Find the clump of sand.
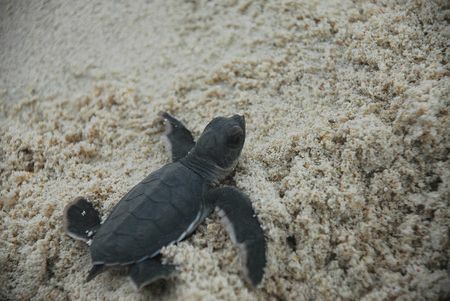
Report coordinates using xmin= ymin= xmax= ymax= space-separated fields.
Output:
xmin=1 ymin=0 xmax=449 ymax=300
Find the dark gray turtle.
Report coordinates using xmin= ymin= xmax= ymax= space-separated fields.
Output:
xmin=63 ymin=113 xmax=266 ymax=290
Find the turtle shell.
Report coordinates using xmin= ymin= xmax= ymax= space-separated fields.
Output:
xmin=90 ymin=162 xmax=208 ymax=265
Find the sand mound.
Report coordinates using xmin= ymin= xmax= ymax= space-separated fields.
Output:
xmin=1 ymin=0 xmax=449 ymax=300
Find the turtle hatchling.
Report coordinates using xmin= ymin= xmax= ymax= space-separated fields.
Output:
xmin=63 ymin=113 xmax=267 ymax=290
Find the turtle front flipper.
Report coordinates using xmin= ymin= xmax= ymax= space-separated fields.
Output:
xmin=159 ymin=112 xmax=195 ymax=162
xmin=207 ymin=187 xmax=267 ymax=287
xmin=128 ymin=258 xmax=176 ymax=290
xmin=63 ymin=197 xmax=101 ymax=242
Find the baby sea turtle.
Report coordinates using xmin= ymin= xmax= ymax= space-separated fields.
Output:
xmin=63 ymin=113 xmax=266 ymax=290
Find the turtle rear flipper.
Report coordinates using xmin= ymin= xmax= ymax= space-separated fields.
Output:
xmin=129 ymin=258 xmax=176 ymax=290
xmin=86 ymin=264 xmax=107 ymax=282
xmin=208 ymin=187 xmax=267 ymax=287
xmin=159 ymin=112 xmax=195 ymax=161
xmin=63 ymin=197 xmax=101 ymax=242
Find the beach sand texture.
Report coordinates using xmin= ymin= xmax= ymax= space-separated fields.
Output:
xmin=1 ymin=1 xmax=449 ymax=300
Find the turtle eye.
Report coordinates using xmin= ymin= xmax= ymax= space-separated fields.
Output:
xmin=226 ymin=126 xmax=243 ymax=148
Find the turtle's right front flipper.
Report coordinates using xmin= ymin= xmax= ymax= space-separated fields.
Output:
xmin=159 ymin=112 xmax=195 ymax=161
xmin=63 ymin=197 xmax=101 ymax=242
xmin=207 ymin=187 xmax=267 ymax=287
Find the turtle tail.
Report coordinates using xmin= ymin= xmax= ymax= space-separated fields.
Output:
xmin=63 ymin=197 xmax=101 ymax=242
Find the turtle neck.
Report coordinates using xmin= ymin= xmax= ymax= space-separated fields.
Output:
xmin=180 ymin=151 xmax=232 ymax=184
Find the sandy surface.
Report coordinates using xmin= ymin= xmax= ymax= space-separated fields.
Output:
xmin=1 ymin=0 xmax=449 ymax=300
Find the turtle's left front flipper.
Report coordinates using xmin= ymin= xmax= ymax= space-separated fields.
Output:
xmin=159 ymin=112 xmax=195 ymax=161
xmin=207 ymin=187 xmax=266 ymax=287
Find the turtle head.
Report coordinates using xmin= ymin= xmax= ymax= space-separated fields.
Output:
xmin=196 ymin=114 xmax=246 ymax=169
xmin=185 ymin=115 xmax=245 ymax=181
